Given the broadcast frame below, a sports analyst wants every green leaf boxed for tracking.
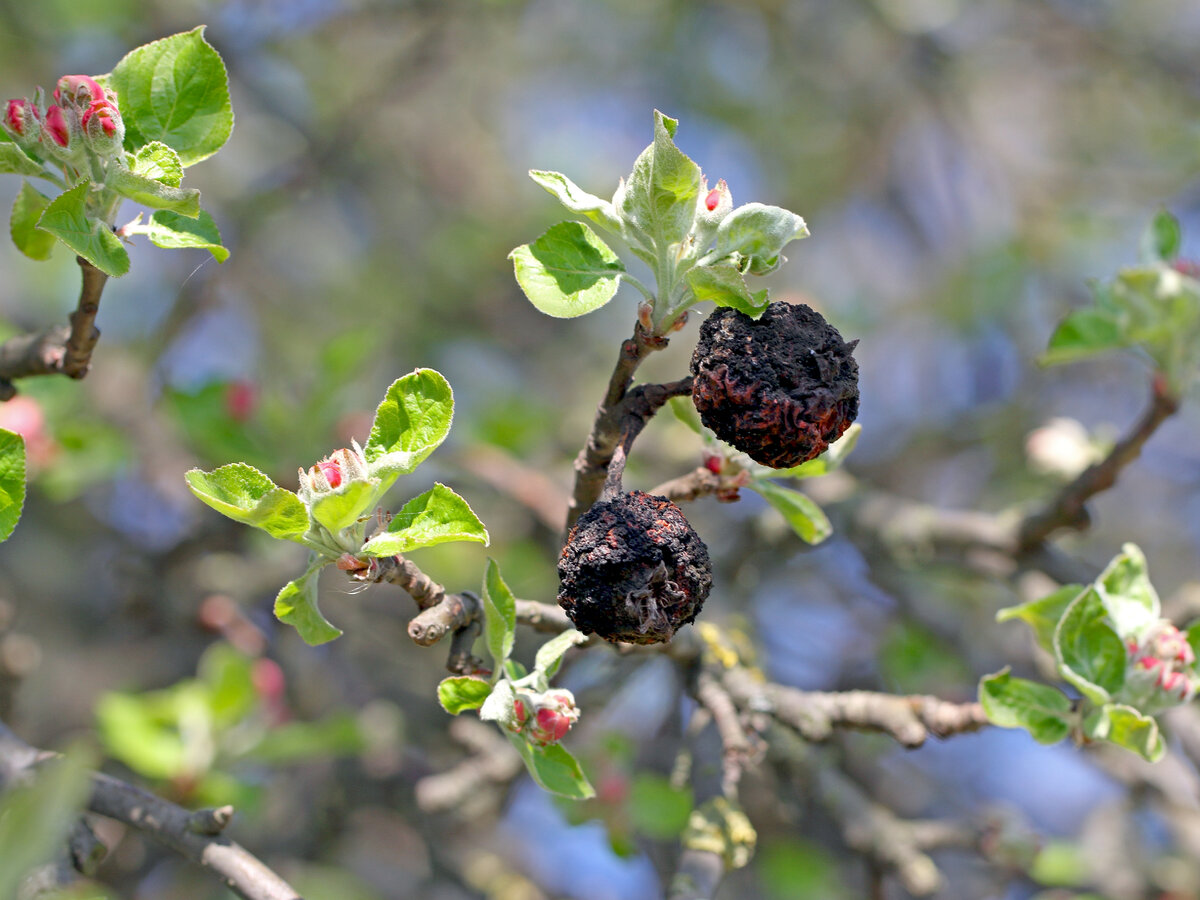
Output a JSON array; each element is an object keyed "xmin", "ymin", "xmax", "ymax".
[
  {"xmin": 0, "ymin": 746, "xmax": 94, "ymax": 900},
  {"xmin": 1042, "ymin": 307, "xmax": 1124, "ymax": 366},
  {"xmin": 96, "ymin": 688, "xmax": 199, "ymax": 779},
  {"xmin": 684, "ymin": 264, "xmax": 770, "ymax": 317},
  {"xmin": 529, "ymin": 169, "xmax": 623, "ymax": 236},
  {"xmin": 1083, "ymin": 703, "xmax": 1165, "ymax": 762},
  {"xmin": 618, "ymin": 110, "xmax": 704, "ymax": 252},
  {"xmin": 1185, "ymin": 619, "xmax": 1200, "ymax": 665},
  {"xmin": 1142, "ymin": 209, "xmax": 1181, "ymax": 263},
  {"xmin": 124, "ymin": 209, "xmax": 229, "ymax": 262},
  {"xmin": 363, "ymin": 369, "xmax": 454, "ymax": 483},
  {"xmin": 668, "ymin": 395, "xmax": 705, "ymax": 436},
  {"xmin": 129, "ymin": 140, "xmax": 183, "ymax": 186},
  {"xmin": 630, "ymin": 775, "xmax": 693, "ymax": 838},
  {"xmin": 775, "ymin": 423, "xmax": 862, "ymax": 478},
  {"xmin": 713, "ymin": 202, "xmax": 809, "ymax": 275},
  {"xmin": 746, "ymin": 480, "xmax": 831, "ymax": 545},
  {"xmin": 246, "ymin": 712, "xmax": 365, "ymax": 763},
  {"xmin": 10, "ymin": 182, "xmax": 56, "ymax": 260},
  {"xmin": 197, "ymin": 643, "xmax": 257, "ymax": 727},
  {"xmin": 0, "ymin": 429, "xmax": 25, "ymax": 543},
  {"xmin": 308, "ymin": 478, "xmax": 380, "ymax": 535},
  {"xmin": 1053, "ymin": 587, "xmax": 1126, "ymax": 704},
  {"xmin": 106, "ymin": 165, "xmax": 200, "ymax": 216},
  {"xmin": 109, "ymin": 26, "xmax": 233, "ymax": 167},
  {"xmin": 360, "ymin": 483, "xmax": 488, "ymax": 556},
  {"xmin": 274, "ymin": 569, "xmax": 341, "ymax": 645},
  {"xmin": 37, "ymin": 182, "xmax": 130, "ymax": 276},
  {"xmin": 482, "ymin": 558, "xmax": 517, "ymax": 671},
  {"xmin": 533, "ymin": 628, "xmax": 588, "ymax": 680},
  {"xmin": 509, "ymin": 221, "xmax": 626, "ymax": 318},
  {"xmin": 479, "ymin": 678, "xmax": 517, "ymax": 727},
  {"xmin": 437, "ymin": 676, "xmax": 493, "ymax": 714},
  {"xmin": 996, "ymin": 584, "xmax": 1085, "ymax": 655},
  {"xmin": 184, "ymin": 463, "xmax": 310, "ymax": 541},
  {"xmin": 1096, "ymin": 543, "xmax": 1160, "ymax": 638},
  {"xmin": 510, "ymin": 736, "xmax": 595, "ymax": 799},
  {"xmin": 978, "ymin": 668, "xmax": 1073, "ymax": 744},
  {"xmin": 0, "ymin": 142, "xmax": 45, "ymax": 177}
]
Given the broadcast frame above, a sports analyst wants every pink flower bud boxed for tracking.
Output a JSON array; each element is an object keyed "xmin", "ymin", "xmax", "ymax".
[
  {"xmin": 54, "ymin": 75, "xmax": 105, "ymax": 108},
  {"xmin": 80, "ymin": 98, "xmax": 124, "ymax": 157},
  {"xmin": 705, "ymin": 188, "xmax": 722, "ymax": 212},
  {"xmin": 297, "ymin": 444, "xmax": 371, "ymax": 501},
  {"xmin": 317, "ymin": 458, "xmax": 343, "ymax": 488},
  {"xmin": 82, "ymin": 99, "xmax": 118, "ymax": 137},
  {"xmin": 1173, "ymin": 260, "xmax": 1200, "ymax": 279},
  {"xmin": 525, "ymin": 689, "xmax": 579, "ymax": 745},
  {"xmin": 42, "ymin": 104, "xmax": 71, "ymax": 148},
  {"xmin": 4, "ymin": 98, "xmax": 38, "ymax": 139}
]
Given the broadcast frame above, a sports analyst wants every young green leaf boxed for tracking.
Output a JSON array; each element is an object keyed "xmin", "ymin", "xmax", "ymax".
[
  {"xmin": 713, "ymin": 202, "xmax": 809, "ymax": 275},
  {"xmin": 978, "ymin": 668, "xmax": 1073, "ymax": 744},
  {"xmin": 529, "ymin": 169, "xmax": 623, "ymax": 236},
  {"xmin": 509, "ymin": 221, "xmax": 626, "ymax": 318},
  {"xmin": 668, "ymin": 395, "xmax": 705, "ymax": 436},
  {"xmin": 629, "ymin": 774, "xmax": 694, "ymax": 838},
  {"xmin": 129, "ymin": 141, "xmax": 184, "ymax": 186},
  {"xmin": 308, "ymin": 478, "xmax": 380, "ymax": 535},
  {"xmin": 106, "ymin": 166, "xmax": 201, "ymax": 216},
  {"xmin": 482, "ymin": 559, "xmax": 517, "ymax": 672},
  {"xmin": 361, "ymin": 483, "xmax": 488, "ymax": 557},
  {"xmin": 1042, "ymin": 307, "xmax": 1124, "ymax": 366},
  {"xmin": 1053, "ymin": 588, "xmax": 1126, "ymax": 705},
  {"xmin": 1142, "ymin": 209, "xmax": 1181, "ymax": 263},
  {"xmin": 363, "ymin": 369, "xmax": 454, "ymax": 482},
  {"xmin": 10, "ymin": 182, "xmax": 56, "ymax": 260},
  {"xmin": 533, "ymin": 628, "xmax": 588, "ymax": 680},
  {"xmin": 996, "ymin": 584, "xmax": 1085, "ymax": 655},
  {"xmin": 184, "ymin": 462, "xmax": 310, "ymax": 541},
  {"xmin": 0, "ymin": 430, "xmax": 25, "ymax": 543},
  {"xmin": 0, "ymin": 746, "xmax": 94, "ymax": 900},
  {"xmin": 37, "ymin": 182, "xmax": 130, "ymax": 276},
  {"xmin": 746, "ymin": 480, "xmax": 831, "ymax": 545},
  {"xmin": 479, "ymin": 678, "xmax": 517, "ymax": 726},
  {"xmin": 1083, "ymin": 703, "xmax": 1165, "ymax": 762},
  {"xmin": 123, "ymin": 209, "xmax": 229, "ymax": 262},
  {"xmin": 437, "ymin": 676, "xmax": 493, "ymax": 715},
  {"xmin": 1096, "ymin": 543, "xmax": 1159, "ymax": 638},
  {"xmin": 775, "ymin": 423, "xmax": 862, "ymax": 478},
  {"xmin": 684, "ymin": 264, "xmax": 770, "ymax": 318},
  {"xmin": 618, "ymin": 110, "xmax": 704, "ymax": 253},
  {"xmin": 246, "ymin": 712, "xmax": 366, "ymax": 763},
  {"xmin": 0, "ymin": 142, "xmax": 45, "ymax": 177},
  {"xmin": 109, "ymin": 26, "xmax": 233, "ymax": 166},
  {"xmin": 509, "ymin": 736, "xmax": 595, "ymax": 799},
  {"xmin": 274, "ymin": 570, "xmax": 342, "ymax": 645}
]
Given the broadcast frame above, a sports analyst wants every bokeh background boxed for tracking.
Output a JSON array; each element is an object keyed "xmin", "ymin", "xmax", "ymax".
[{"xmin": 1, "ymin": 1, "xmax": 1199, "ymax": 898}]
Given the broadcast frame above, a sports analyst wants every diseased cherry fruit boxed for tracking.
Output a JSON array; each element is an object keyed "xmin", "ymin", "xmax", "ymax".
[
  {"xmin": 558, "ymin": 491, "xmax": 712, "ymax": 645},
  {"xmin": 691, "ymin": 301, "xmax": 859, "ymax": 468}
]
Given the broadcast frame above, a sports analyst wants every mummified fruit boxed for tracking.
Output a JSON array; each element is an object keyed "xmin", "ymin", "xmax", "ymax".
[
  {"xmin": 558, "ymin": 491, "xmax": 712, "ymax": 645},
  {"xmin": 691, "ymin": 301, "xmax": 859, "ymax": 468}
]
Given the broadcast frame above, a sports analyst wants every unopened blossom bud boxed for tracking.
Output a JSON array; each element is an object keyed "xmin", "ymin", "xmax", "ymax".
[
  {"xmin": 297, "ymin": 444, "xmax": 371, "ymax": 500},
  {"xmin": 689, "ymin": 178, "xmax": 732, "ymax": 251},
  {"xmin": 39, "ymin": 104, "xmax": 80, "ymax": 161},
  {"xmin": 81, "ymin": 98, "xmax": 123, "ymax": 155},
  {"xmin": 1126, "ymin": 622, "xmax": 1198, "ymax": 707},
  {"xmin": 54, "ymin": 75, "xmax": 106, "ymax": 109},
  {"xmin": 526, "ymin": 689, "xmax": 580, "ymax": 745},
  {"xmin": 3, "ymin": 98, "xmax": 41, "ymax": 149}
]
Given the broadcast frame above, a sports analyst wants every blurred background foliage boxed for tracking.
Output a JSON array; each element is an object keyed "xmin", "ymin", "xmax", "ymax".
[{"xmin": 1, "ymin": 1, "xmax": 1199, "ymax": 898}]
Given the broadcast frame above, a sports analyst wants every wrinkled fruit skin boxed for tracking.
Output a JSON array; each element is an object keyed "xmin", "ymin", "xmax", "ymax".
[
  {"xmin": 558, "ymin": 491, "xmax": 712, "ymax": 644},
  {"xmin": 691, "ymin": 301, "xmax": 859, "ymax": 468}
]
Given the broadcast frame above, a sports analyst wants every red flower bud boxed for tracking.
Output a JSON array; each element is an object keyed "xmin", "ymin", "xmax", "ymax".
[
  {"xmin": 4, "ymin": 98, "xmax": 37, "ymax": 138},
  {"xmin": 317, "ymin": 458, "xmax": 343, "ymax": 488},
  {"xmin": 525, "ymin": 690, "xmax": 579, "ymax": 745},
  {"xmin": 42, "ymin": 104, "xmax": 71, "ymax": 148},
  {"xmin": 54, "ymin": 75, "xmax": 105, "ymax": 108},
  {"xmin": 705, "ymin": 188, "xmax": 722, "ymax": 212},
  {"xmin": 82, "ymin": 99, "xmax": 118, "ymax": 137}
]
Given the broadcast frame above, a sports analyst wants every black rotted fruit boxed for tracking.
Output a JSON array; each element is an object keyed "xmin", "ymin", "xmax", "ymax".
[
  {"xmin": 690, "ymin": 301, "xmax": 859, "ymax": 468},
  {"xmin": 558, "ymin": 491, "xmax": 712, "ymax": 645}
]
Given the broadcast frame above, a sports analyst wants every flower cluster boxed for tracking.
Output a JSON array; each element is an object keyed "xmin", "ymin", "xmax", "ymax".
[
  {"xmin": 3, "ymin": 74, "xmax": 125, "ymax": 169},
  {"xmin": 1126, "ymin": 623, "xmax": 1197, "ymax": 707},
  {"xmin": 297, "ymin": 445, "xmax": 371, "ymax": 499},
  {"xmin": 507, "ymin": 689, "xmax": 580, "ymax": 746}
]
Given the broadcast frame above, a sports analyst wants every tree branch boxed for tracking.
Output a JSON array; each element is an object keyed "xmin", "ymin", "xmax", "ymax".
[
  {"xmin": 1018, "ymin": 377, "xmax": 1179, "ymax": 551},
  {"xmin": 61, "ymin": 257, "xmax": 108, "ymax": 378},
  {"xmin": 0, "ymin": 721, "xmax": 301, "ymax": 900}
]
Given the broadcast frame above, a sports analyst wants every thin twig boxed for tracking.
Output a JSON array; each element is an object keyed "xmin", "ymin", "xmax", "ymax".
[
  {"xmin": 61, "ymin": 257, "xmax": 109, "ymax": 378},
  {"xmin": 1018, "ymin": 377, "xmax": 1180, "ymax": 551}
]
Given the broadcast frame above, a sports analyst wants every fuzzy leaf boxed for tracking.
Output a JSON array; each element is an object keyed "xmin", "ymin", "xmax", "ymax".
[
  {"xmin": 529, "ymin": 169, "xmax": 623, "ymax": 235},
  {"xmin": 109, "ymin": 26, "xmax": 233, "ymax": 166},
  {"xmin": 533, "ymin": 628, "xmax": 588, "ymax": 680},
  {"xmin": 274, "ymin": 569, "xmax": 341, "ymax": 645},
  {"xmin": 996, "ymin": 584, "xmax": 1085, "ymax": 655},
  {"xmin": 363, "ymin": 369, "xmax": 454, "ymax": 483},
  {"xmin": 775, "ymin": 424, "xmax": 862, "ymax": 478},
  {"xmin": 10, "ymin": 182, "xmax": 56, "ymax": 260},
  {"xmin": 0, "ymin": 142, "xmax": 45, "ymax": 177},
  {"xmin": 1054, "ymin": 588, "xmax": 1126, "ymax": 705},
  {"xmin": 714, "ymin": 202, "xmax": 809, "ymax": 275},
  {"xmin": 37, "ymin": 182, "xmax": 130, "ymax": 276},
  {"xmin": 129, "ymin": 140, "xmax": 183, "ymax": 186},
  {"xmin": 184, "ymin": 462, "xmax": 309, "ymax": 541},
  {"xmin": 746, "ymin": 480, "xmax": 831, "ymax": 545},
  {"xmin": 509, "ymin": 221, "xmax": 625, "ymax": 318},
  {"xmin": 107, "ymin": 165, "xmax": 200, "ymax": 216},
  {"xmin": 124, "ymin": 209, "xmax": 229, "ymax": 262},
  {"xmin": 618, "ymin": 110, "xmax": 704, "ymax": 252},
  {"xmin": 437, "ymin": 676, "xmax": 493, "ymax": 715},
  {"xmin": 361, "ymin": 483, "xmax": 488, "ymax": 557},
  {"xmin": 1096, "ymin": 543, "xmax": 1159, "ymax": 639},
  {"xmin": 309, "ymin": 478, "xmax": 380, "ymax": 535},
  {"xmin": 482, "ymin": 559, "xmax": 517, "ymax": 671},
  {"xmin": 479, "ymin": 678, "xmax": 517, "ymax": 726},
  {"xmin": 1083, "ymin": 703, "xmax": 1165, "ymax": 762},
  {"xmin": 510, "ymin": 736, "xmax": 595, "ymax": 799},
  {"xmin": 685, "ymin": 264, "xmax": 769, "ymax": 317},
  {"xmin": 978, "ymin": 668, "xmax": 1073, "ymax": 745}
]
